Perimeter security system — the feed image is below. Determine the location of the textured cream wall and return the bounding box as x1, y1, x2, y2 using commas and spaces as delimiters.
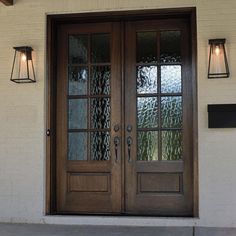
0, 0, 236, 227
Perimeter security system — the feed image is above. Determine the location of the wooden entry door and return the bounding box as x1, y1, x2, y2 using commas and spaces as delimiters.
56, 22, 122, 213
55, 19, 193, 215
124, 20, 193, 215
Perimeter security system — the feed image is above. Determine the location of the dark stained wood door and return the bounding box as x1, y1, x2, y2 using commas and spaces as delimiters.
124, 19, 193, 215
55, 18, 193, 215
56, 22, 122, 213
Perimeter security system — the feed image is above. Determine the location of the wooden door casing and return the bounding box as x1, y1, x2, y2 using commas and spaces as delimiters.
50, 11, 196, 215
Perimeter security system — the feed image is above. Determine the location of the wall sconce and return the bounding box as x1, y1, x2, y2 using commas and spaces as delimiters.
208, 39, 230, 79
10, 46, 36, 83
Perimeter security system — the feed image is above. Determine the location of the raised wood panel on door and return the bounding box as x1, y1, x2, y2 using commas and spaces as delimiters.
56, 22, 122, 213
124, 19, 193, 216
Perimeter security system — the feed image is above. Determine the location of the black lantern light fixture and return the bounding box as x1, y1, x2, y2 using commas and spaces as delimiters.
10, 46, 36, 83
208, 39, 230, 79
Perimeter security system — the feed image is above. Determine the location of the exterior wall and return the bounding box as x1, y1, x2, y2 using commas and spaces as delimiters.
0, 0, 236, 227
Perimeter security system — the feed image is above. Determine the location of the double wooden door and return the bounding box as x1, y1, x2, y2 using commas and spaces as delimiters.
56, 19, 193, 215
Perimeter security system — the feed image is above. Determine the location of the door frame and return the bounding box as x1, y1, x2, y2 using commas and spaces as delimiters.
46, 7, 198, 216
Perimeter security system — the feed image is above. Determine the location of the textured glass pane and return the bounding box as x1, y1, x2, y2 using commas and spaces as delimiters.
91, 34, 110, 63
68, 132, 87, 160
161, 96, 182, 128
91, 98, 110, 129
68, 67, 88, 95
137, 32, 157, 63
137, 131, 158, 161
137, 66, 157, 94
69, 35, 88, 64
69, 99, 87, 129
91, 66, 110, 95
161, 65, 181, 93
137, 97, 158, 128
91, 132, 110, 160
160, 31, 181, 63
162, 131, 182, 160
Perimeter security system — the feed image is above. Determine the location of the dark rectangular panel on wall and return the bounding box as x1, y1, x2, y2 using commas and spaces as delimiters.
208, 104, 236, 128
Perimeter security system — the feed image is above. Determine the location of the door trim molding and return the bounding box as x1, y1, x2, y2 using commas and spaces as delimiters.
46, 7, 198, 216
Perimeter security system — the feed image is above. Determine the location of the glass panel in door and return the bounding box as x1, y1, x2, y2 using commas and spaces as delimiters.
136, 30, 183, 162
68, 34, 111, 161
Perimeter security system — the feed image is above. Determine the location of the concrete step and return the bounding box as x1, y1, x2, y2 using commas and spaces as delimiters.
0, 223, 235, 236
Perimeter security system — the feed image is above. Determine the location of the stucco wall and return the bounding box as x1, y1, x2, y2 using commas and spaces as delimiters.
0, 0, 236, 227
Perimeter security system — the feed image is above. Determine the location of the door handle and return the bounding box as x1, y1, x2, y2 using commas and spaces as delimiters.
127, 136, 133, 162
114, 136, 120, 162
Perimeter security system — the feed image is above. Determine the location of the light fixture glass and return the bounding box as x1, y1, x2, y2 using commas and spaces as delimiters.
208, 39, 229, 79
10, 46, 36, 83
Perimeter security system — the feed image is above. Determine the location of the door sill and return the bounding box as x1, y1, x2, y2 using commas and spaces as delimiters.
53, 212, 193, 217
43, 215, 199, 227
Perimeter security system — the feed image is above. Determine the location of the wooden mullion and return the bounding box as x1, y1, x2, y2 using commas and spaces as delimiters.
91, 63, 111, 66
69, 63, 111, 67
88, 34, 91, 161
159, 62, 182, 66
136, 62, 158, 67
68, 94, 111, 99
137, 93, 158, 97
136, 62, 182, 67
157, 30, 162, 161
68, 128, 110, 132
160, 93, 182, 97
137, 93, 182, 97
68, 64, 88, 67
137, 127, 182, 132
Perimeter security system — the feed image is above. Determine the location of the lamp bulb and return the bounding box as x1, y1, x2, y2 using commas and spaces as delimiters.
21, 53, 27, 62
215, 46, 220, 56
